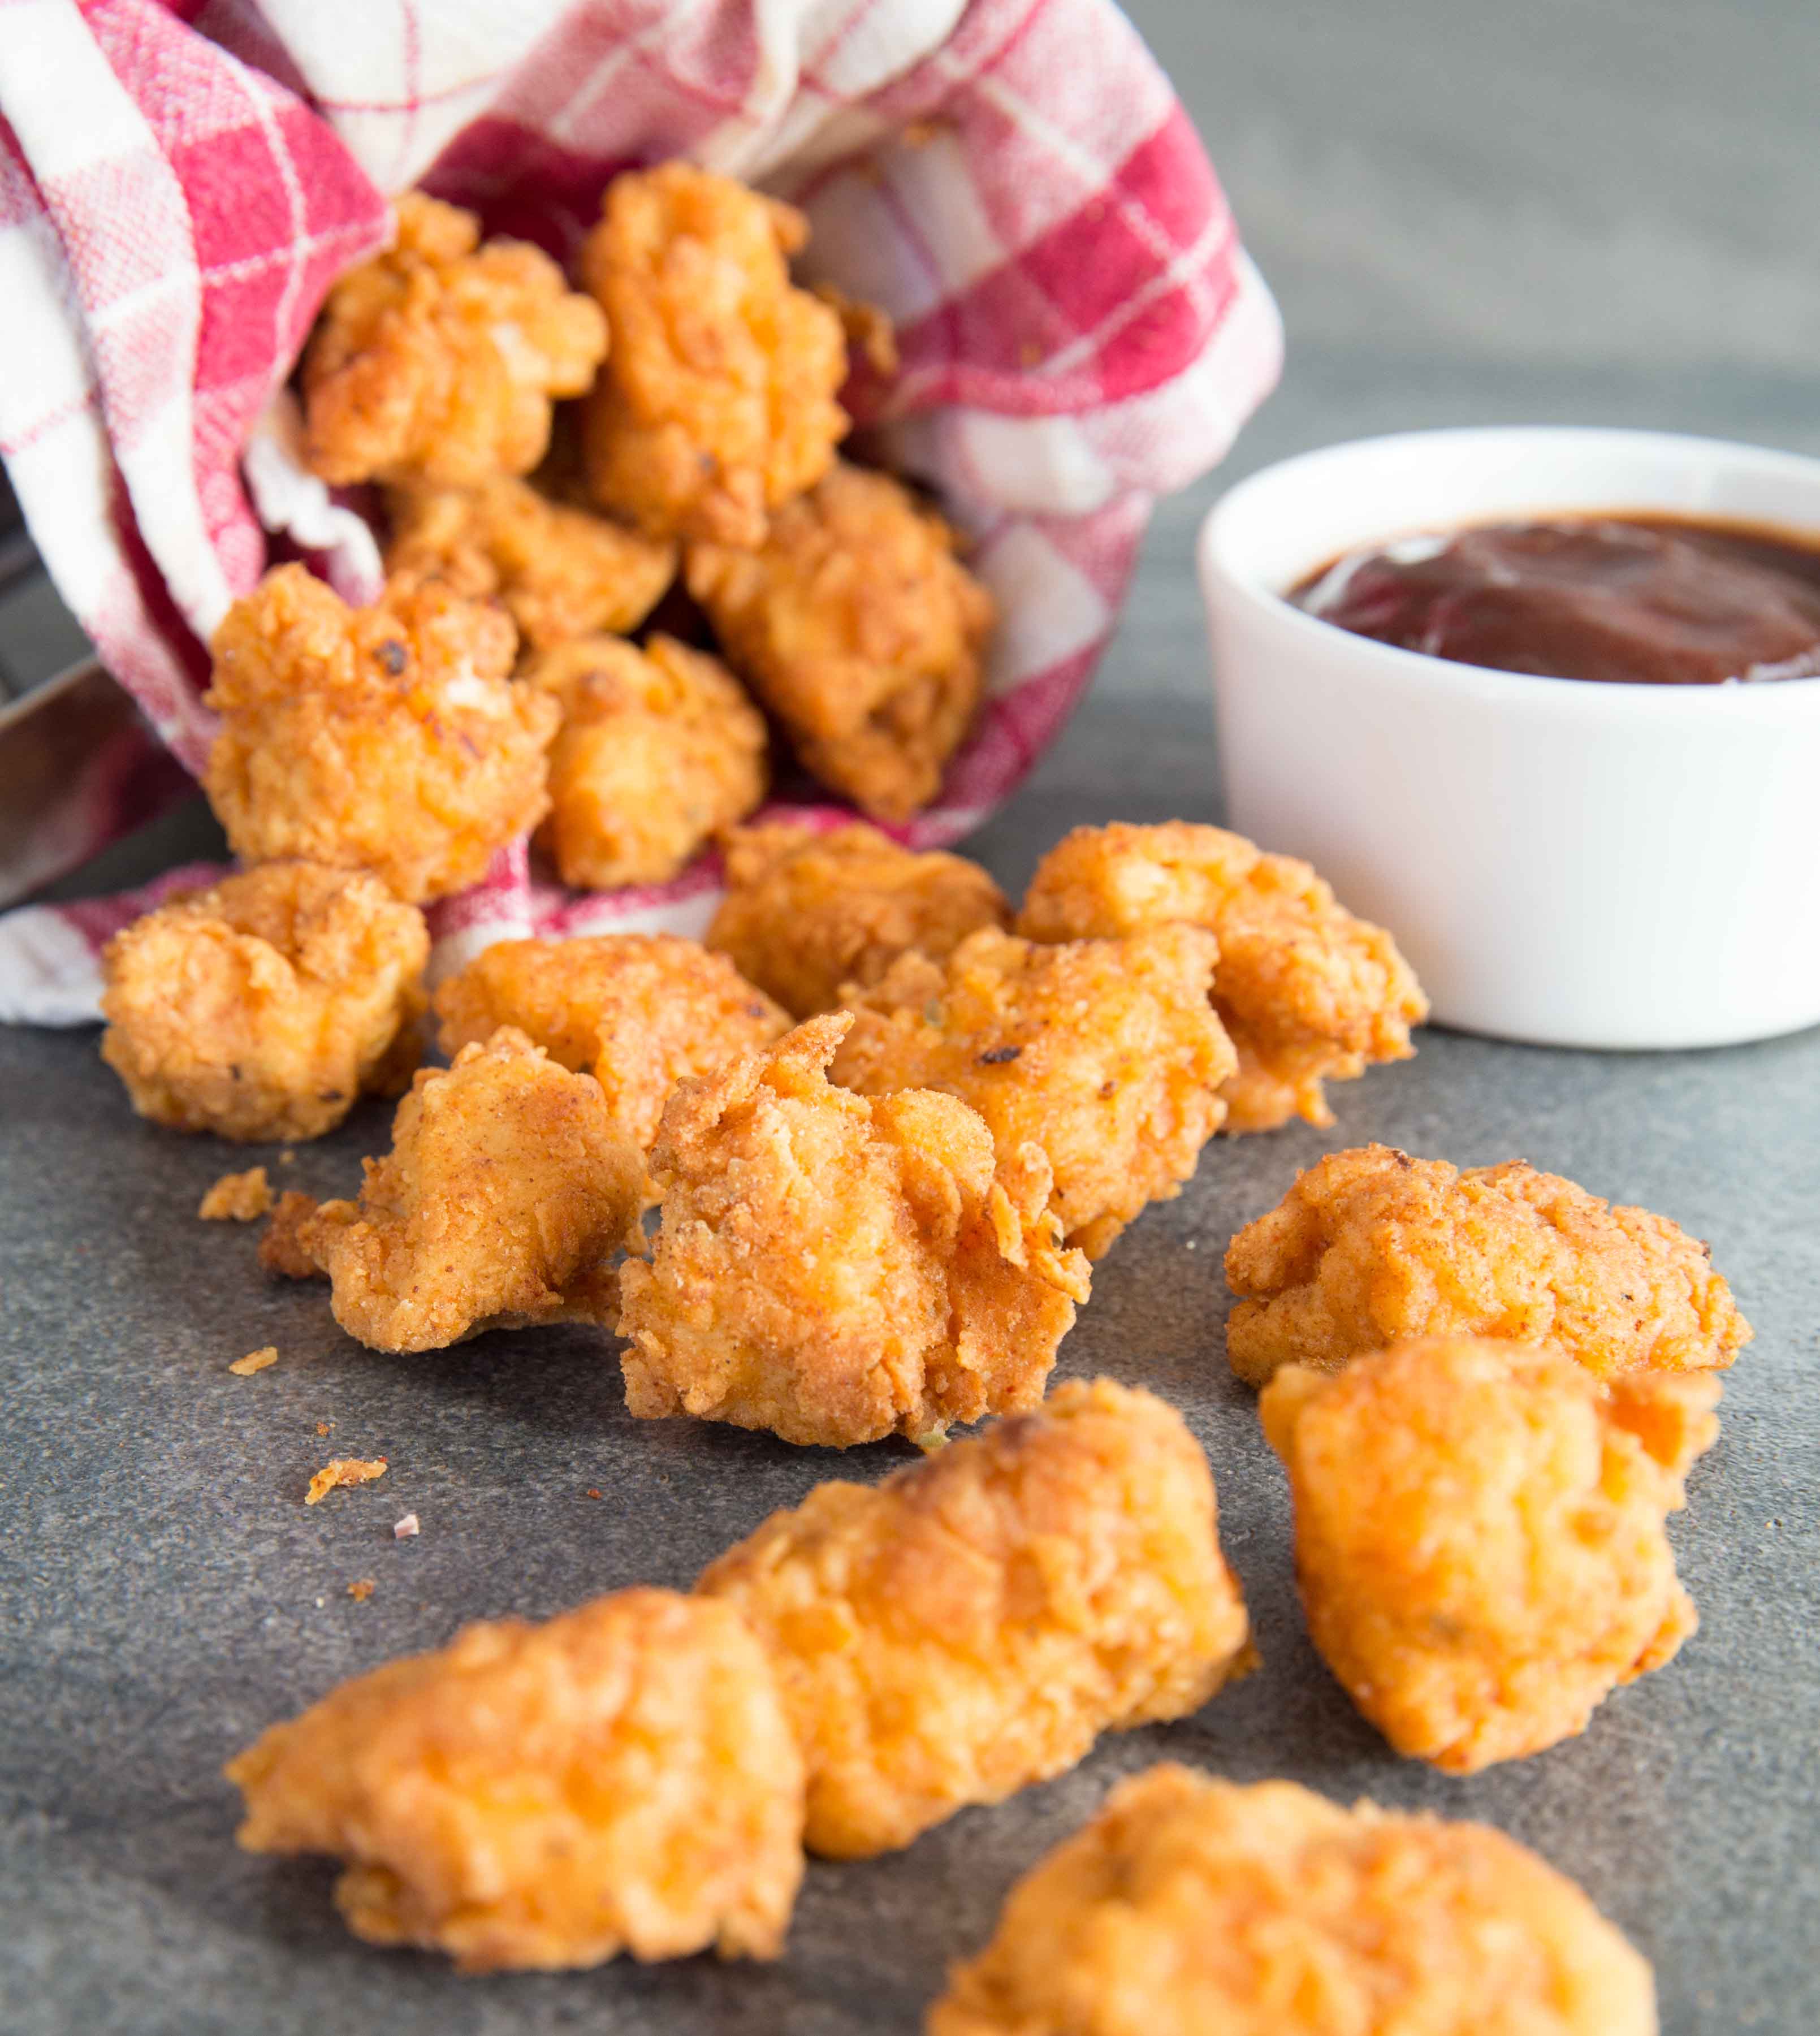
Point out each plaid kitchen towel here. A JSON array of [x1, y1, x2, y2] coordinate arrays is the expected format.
[[0, 0, 1280, 1023]]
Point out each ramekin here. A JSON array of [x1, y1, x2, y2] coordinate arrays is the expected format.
[[1199, 426, 1820, 1049]]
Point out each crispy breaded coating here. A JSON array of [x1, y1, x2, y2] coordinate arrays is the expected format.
[[521, 633, 767, 889], [384, 473, 675, 650], [198, 1167, 273, 1221], [434, 933, 788, 1152], [617, 1014, 1089, 1448], [261, 1190, 323, 1279], [1261, 1337, 1719, 1773], [706, 820, 1011, 1018], [1017, 821, 1428, 1132], [930, 1765, 1656, 2036], [1224, 1144, 1752, 1386], [202, 565, 557, 906], [686, 461, 993, 822], [698, 1380, 1252, 1858], [226, 1588, 805, 1972], [308, 1028, 643, 1352], [832, 926, 1234, 1260], [100, 861, 427, 1143], [579, 164, 848, 546], [302, 192, 606, 487]]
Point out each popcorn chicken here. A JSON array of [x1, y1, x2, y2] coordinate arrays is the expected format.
[[307, 1028, 643, 1352], [1225, 1144, 1752, 1387], [832, 926, 1234, 1259], [100, 861, 427, 1143], [433, 933, 788, 1152], [384, 473, 675, 650], [697, 1380, 1252, 1858], [579, 164, 848, 546], [706, 820, 1010, 1017], [521, 633, 767, 889], [202, 565, 557, 906], [1261, 1337, 1719, 1773], [302, 192, 607, 487], [1017, 821, 1428, 1132], [226, 1588, 805, 1972], [617, 1014, 1089, 1448], [930, 1765, 1656, 2036], [685, 461, 992, 822]]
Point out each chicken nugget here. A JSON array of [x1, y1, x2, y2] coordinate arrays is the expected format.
[[384, 473, 675, 650], [1261, 1336, 1719, 1773], [930, 1764, 1656, 2036], [1017, 820, 1428, 1132], [521, 633, 767, 889], [686, 461, 993, 822], [698, 1380, 1250, 1858], [706, 820, 1010, 1018], [203, 565, 556, 906], [832, 926, 1234, 1260], [579, 164, 848, 546], [433, 933, 788, 1152], [302, 192, 606, 487], [226, 1587, 804, 1972], [1224, 1144, 1751, 1386], [100, 861, 427, 1143], [308, 1028, 643, 1352], [617, 1014, 1089, 1448]]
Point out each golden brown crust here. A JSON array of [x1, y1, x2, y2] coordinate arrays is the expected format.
[[1224, 1144, 1752, 1386], [308, 1027, 644, 1351], [521, 633, 767, 888], [930, 1765, 1657, 2036], [260, 1190, 323, 1279], [1017, 821, 1429, 1132], [202, 565, 557, 905], [384, 473, 675, 650], [433, 933, 788, 1152], [685, 461, 992, 822], [100, 861, 427, 1143], [697, 1381, 1251, 1858], [579, 165, 847, 546], [706, 820, 1010, 1017], [1261, 1337, 1719, 1773], [198, 1167, 274, 1221], [226, 1587, 805, 1972], [832, 925, 1234, 1259], [302, 193, 606, 487], [616, 1015, 1089, 1447]]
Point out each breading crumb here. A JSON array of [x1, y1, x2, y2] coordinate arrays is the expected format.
[[315, 1421, 332, 1436], [305, 1457, 388, 1505], [280, 1150, 296, 1165], [394, 1514, 420, 1540], [200, 1168, 273, 1222], [230, 1346, 279, 1377], [348, 1579, 375, 1602], [585, 1488, 602, 1500]]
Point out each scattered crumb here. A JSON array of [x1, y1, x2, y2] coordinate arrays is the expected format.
[[394, 1513, 420, 1540], [315, 1421, 332, 1436], [200, 1168, 273, 1222], [1018, 338, 1044, 368], [314, 1596, 325, 1608], [348, 1578, 375, 1602], [305, 1456, 388, 1506], [230, 1346, 279, 1377], [279, 1149, 296, 1165], [900, 116, 949, 147], [585, 1488, 602, 1500]]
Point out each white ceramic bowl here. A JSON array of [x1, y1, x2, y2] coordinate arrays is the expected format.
[[1199, 426, 1820, 1049]]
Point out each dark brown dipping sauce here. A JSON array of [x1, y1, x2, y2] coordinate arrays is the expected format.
[[1290, 514, 1820, 685]]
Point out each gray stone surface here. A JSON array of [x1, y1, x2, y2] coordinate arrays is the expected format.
[[7, 0, 1820, 2028]]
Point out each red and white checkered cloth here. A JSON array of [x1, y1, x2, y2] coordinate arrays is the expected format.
[[0, 0, 1279, 1024]]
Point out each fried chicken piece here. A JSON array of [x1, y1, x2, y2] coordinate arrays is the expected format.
[[521, 633, 767, 889], [832, 926, 1234, 1260], [579, 163, 848, 546], [203, 565, 557, 906], [226, 1588, 805, 1972], [198, 1166, 273, 1221], [1224, 1144, 1752, 1387], [1260, 1336, 1719, 1774], [302, 192, 607, 487], [685, 461, 993, 823], [617, 1014, 1089, 1448], [1017, 821, 1428, 1133], [100, 861, 427, 1143], [261, 1190, 323, 1279], [930, 1764, 1656, 2036], [308, 1028, 643, 1352], [384, 473, 675, 650], [433, 933, 788, 1152], [706, 820, 1010, 1018], [698, 1380, 1250, 1858]]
